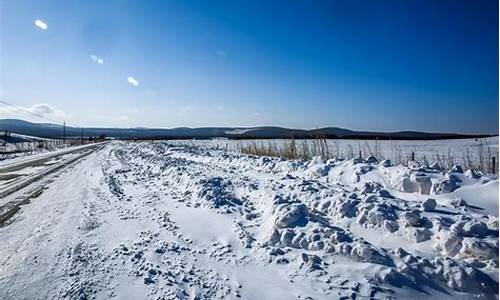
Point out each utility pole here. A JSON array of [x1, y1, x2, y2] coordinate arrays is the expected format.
[[81, 127, 84, 145], [63, 121, 66, 144]]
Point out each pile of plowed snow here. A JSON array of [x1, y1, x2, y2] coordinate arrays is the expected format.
[[2, 141, 496, 299], [159, 142, 498, 298]]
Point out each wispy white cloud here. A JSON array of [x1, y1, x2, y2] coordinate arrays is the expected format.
[[252, 112, 260, 117], [90, 55, 104, 65], [127, 76, 139, 86], [34, 19, 48, 30], [31, 103, 56, 115], [0, 103, 68, 121]]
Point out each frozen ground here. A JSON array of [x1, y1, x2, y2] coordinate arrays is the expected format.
[[0, 141, 498, 299]]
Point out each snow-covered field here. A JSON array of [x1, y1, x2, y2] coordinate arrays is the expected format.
[[0, 141, 498, 299], [173, 137, 499, 172]]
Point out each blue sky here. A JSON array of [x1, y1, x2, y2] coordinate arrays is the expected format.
[[0, 0, 498, 133]]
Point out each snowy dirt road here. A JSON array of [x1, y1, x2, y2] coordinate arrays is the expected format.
[[0, 141, 498, 300]]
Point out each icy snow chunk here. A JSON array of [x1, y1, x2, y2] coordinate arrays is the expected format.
[[312, 164, 331, 177], [398, 172, 433, 195], [408, 161, 424, 171], [268, 229, 282, 246], [330, 230, 353, 244], [487, 215, 499, 229], [245, 212, 259, 220], [405, 227, 432, 243], [349, 242, 394, 266], [305, 156, 324, 167], [429, 162, 442, 171], [464, 169, 481, 179], [274, 203, 309, 228], [449, 165, 464, 173], [365, 156, 378, 164], [462, 221, 488, 238], [352, 157, 364, 164], [355, 165, 374, 175], [360, 182, 378, 194], [450, 221, 465, 235], [379, 268, 408, 287], [384, 220, 400, 233], [336, 199, 359, 218], [450, 198, 468, 208], [460, 239, 498, 261], [394, 247, 410, 258], [395, 256, 498, 294], [378, 189, 394, 198], [359, 203, 398, 230], [300, 253, 324, 270], [269, 248, 285, 256], [421, 198, 437, 211], [276, 257, 289, 264], [401, 210, 422, 227], [272, 194, 292, 205], [360, 181, 391, 197], [410, 173, 432, 195], [280, 228, 296, 245], [431, 175, 461, 194], [440, 259, 497, 293], [143, 277, 155, 285], [380, 159, 392, 167], [435, 231, 463, 256], [308, 240, 325, 250], [399, 176, 419, 193], [197, 177, 242, 208]]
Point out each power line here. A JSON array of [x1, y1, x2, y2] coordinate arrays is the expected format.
[[0, 99, 90, 142], [0, 99, 63, 125], [0, 99, 96, 144], [0, 99, 70, 140]]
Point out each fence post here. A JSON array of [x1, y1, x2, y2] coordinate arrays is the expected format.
[[411, 151, 415, 161], [492, 157, 496, 174], [358, 150, 362, 159]]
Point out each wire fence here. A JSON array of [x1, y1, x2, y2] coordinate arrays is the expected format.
[[171, 137, 499, 174]]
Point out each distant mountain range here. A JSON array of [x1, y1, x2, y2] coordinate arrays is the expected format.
[[0, 119, 494, 140]]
